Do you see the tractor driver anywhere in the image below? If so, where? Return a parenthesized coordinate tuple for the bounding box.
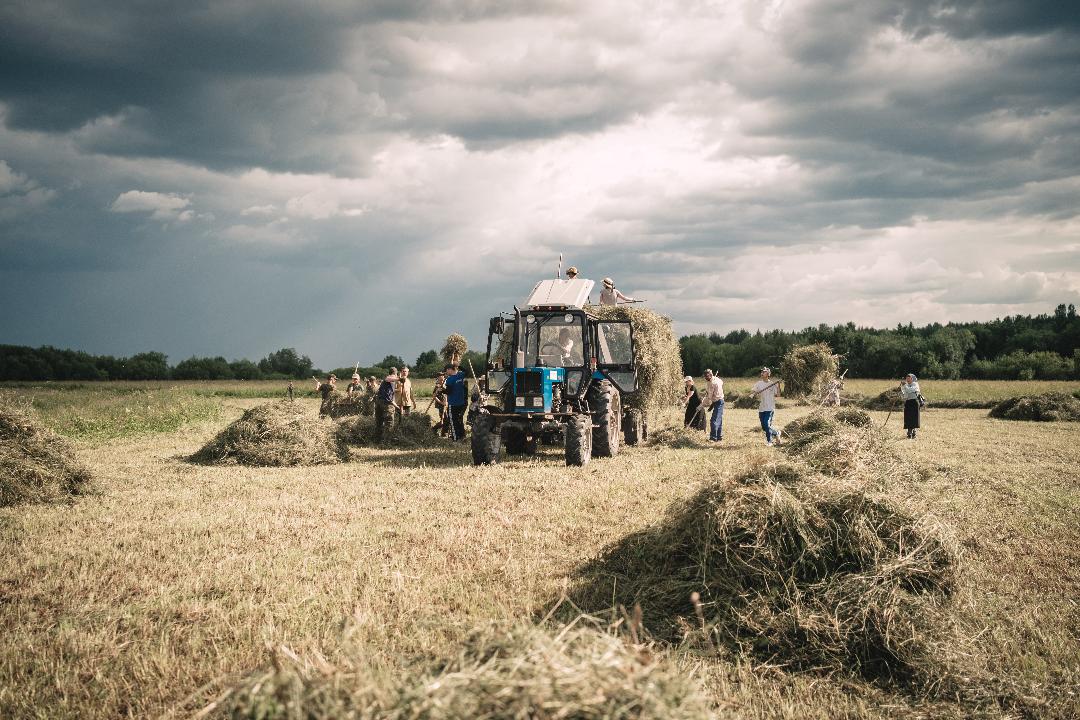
(539, 327, 583, 366)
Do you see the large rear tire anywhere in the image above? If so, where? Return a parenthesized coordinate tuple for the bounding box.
(623, 408, 644, 446)
(565, 413, 593, 466)
(471, 414, 501, 465)
(590, 381, 621, 458)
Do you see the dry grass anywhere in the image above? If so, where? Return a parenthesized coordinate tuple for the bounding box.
(441, 333, 469, 364)
(336, 411, 439, 448)
(988, 393, 1080, 422)
(191, 401, 347, 466)
(0, 392, 1078, 719)
(0, 400, 96, 507)
(780, 343, 839, 398)
(219, 618, 715, 719)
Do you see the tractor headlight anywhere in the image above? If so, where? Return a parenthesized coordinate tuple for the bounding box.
(515, 397, 525, 407)
(532, 397, 543, 407)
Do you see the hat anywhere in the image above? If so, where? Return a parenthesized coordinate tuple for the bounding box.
(683, 376, 693, 383)
(602, 277, 614, 287)
(761, 367, 771, 374)
(566, 266, 578, 275)
(351, 373, 360, 380)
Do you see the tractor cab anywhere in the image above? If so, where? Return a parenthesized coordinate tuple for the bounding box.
(474, 278, 642, 466)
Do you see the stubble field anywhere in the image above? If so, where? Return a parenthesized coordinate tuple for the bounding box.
(1, 380, 1079, 718)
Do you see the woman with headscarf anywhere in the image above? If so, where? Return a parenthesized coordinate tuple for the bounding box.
(900, 373, 922, 439)
(681, 376, 706, 430)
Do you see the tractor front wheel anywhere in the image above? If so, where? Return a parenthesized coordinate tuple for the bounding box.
(565, 413, 593, 466)
(471, 414, 501, 465)
(591, 381, 621, 458)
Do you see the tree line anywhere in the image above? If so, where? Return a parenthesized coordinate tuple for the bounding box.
(680, 304, 1080, 380)
(0, 344, 488, 382)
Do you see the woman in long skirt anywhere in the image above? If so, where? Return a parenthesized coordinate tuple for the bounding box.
(682, 377, 707, 430)
(900, 373, 921, 439)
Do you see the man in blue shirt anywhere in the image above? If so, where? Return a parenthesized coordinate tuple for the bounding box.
(443, 363, 468, 441)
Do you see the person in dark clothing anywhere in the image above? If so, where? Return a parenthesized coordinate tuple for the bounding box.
(444, 363, 468, 441)
(681, 376, 706, 430)
(374, 369, 399, 439)
(900, 373, 922, 439)
(314, 374, 337, 416)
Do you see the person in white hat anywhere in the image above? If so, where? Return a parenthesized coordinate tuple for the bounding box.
(599, 277, 634, 305)
(345, 372, 363, 396)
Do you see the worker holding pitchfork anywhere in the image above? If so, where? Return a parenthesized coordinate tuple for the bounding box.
(752, 367, 783, 446)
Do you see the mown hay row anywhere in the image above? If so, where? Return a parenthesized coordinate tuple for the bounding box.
(1, 402, 96, 507)
(590, 305, 683, 413)
(988, 393, 1080, 422)
(218, 621, 714, 720)
(191, 402, 347, 466)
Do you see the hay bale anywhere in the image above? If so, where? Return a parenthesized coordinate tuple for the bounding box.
(988, 393, 1080, 422)
(779, 343, 839, 398)
(220, 621, 713, 720)
(589, 305, 683, 412)
(191, 402, 347, 466)
(441, 333, 469, 364)
(337, 412, 437, 448)
(0, 401, 96, 507)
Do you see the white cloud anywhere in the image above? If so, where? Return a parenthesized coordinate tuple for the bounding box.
(109, 190, 192, 222)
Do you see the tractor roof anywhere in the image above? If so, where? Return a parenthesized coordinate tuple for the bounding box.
(523, 278, 595, 310)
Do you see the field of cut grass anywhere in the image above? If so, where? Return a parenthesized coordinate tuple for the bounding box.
(1, 383, 1078, 718)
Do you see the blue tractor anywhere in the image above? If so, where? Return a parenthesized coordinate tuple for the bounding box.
(470, 278, 643, 466)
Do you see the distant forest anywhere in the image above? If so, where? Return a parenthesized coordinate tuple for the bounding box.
(681, 303, 1080, 380)
(2, 305, 1078, 382)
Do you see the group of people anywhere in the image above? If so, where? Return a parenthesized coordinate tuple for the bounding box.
(682, 369, 926, 443)
(683, 367, 784, 445)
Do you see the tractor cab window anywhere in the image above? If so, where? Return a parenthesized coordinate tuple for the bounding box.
(489, 322, 514, 370)
(597, 322, 633, 366)
(520, 313, 585, 367)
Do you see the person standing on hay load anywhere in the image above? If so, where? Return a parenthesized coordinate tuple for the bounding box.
(599, 277, 635, 305)
(752, 367, 782, 446)
(314, 374, 337, 416)
(681, 376, 707, 431)
(444, 362, 468, 441)
(374, 368, 399, 438)
(702, 369, 725, 441)
(395, 367, 415, 419)
(900, 373, 922, 439)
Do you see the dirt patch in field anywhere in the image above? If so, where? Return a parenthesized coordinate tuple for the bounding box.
(190, 401, 347, 466)
(0, 401, 96, 507)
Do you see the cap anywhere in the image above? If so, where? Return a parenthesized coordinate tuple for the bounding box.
(761, 367, 771, 374)
(351, 373, 360, 380)
(602, 277, 614, 287)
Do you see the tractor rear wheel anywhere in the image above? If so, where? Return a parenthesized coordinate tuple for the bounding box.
(471, 414, 501, 465)
(565, 413, 593, 466)
(504, 426, 527, 455)
(590, 381, 621, 458)
(623, 408, 644, 446)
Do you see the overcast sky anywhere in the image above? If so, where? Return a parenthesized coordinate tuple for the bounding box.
(1, 1, 1078, 368)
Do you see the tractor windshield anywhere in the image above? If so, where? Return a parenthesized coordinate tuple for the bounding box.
(519, 313, 585, 367)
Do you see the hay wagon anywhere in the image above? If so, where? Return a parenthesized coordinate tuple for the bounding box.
(471, 278, 643, 466)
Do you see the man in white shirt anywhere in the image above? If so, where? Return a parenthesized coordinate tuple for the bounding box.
(702, 369, 725, 441)
(751, 367, 782, 445)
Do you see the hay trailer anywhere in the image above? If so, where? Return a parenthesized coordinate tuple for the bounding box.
(470, 278, 643, 466)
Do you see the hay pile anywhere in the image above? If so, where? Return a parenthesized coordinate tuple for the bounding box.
(988, 393, 1080, 422)
(337, 412, 436, 448)
(590, 305, 683, 412)
(219, 621, 713, 719)
(648, 426, 710, 449)
(441, 333, 468, 364)
(780, 343, 839, 398)
(1, 402, 95, 507)
(191, 402, 347, 466)
(860, 387, 902, 410)
(576, 404, 963, 689)
(325, 392, 373, 419)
